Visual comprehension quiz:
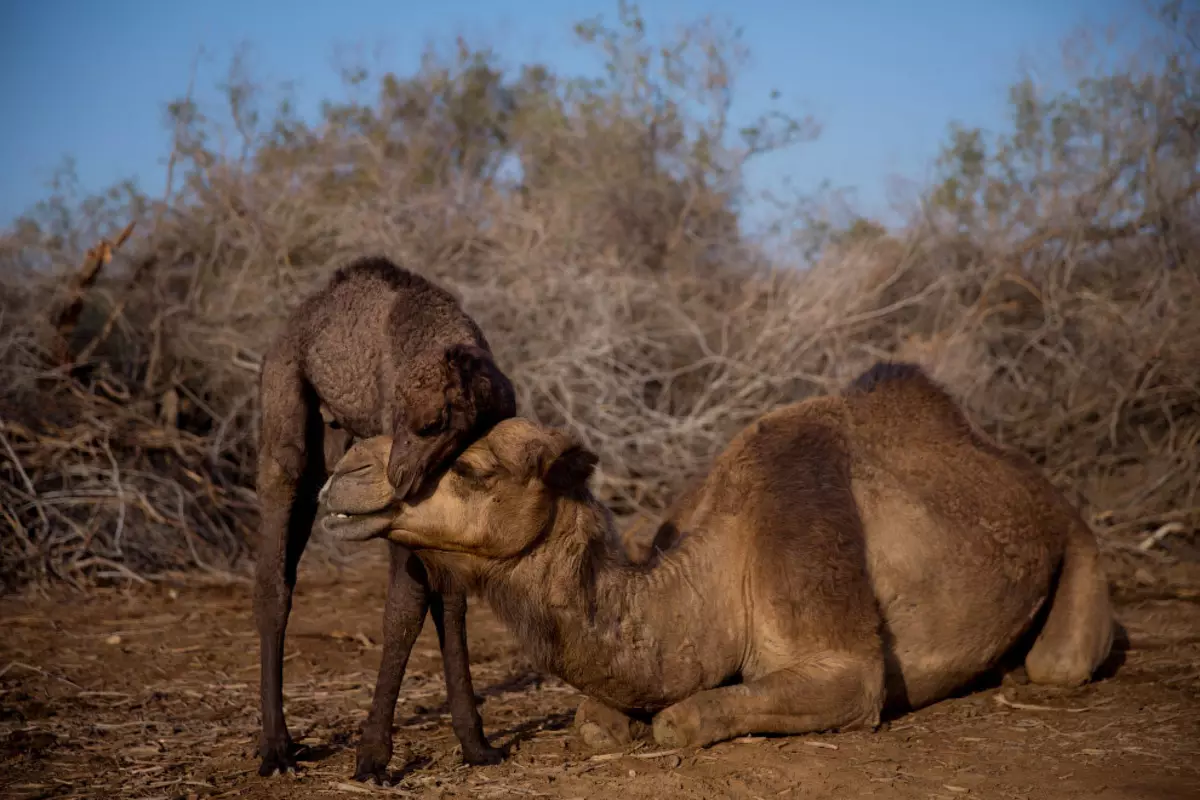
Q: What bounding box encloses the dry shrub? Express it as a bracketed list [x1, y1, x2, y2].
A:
[2, 2, 1197, 592]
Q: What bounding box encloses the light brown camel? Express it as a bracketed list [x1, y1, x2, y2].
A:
[316, 362, 1115, 750]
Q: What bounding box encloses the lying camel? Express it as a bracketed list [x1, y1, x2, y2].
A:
[254, 256, 515, 779]
[317, 362, 1114, 750]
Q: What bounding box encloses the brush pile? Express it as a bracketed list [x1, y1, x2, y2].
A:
[2, 5, 1197, 592]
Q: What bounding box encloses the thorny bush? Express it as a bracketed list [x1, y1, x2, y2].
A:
[1, 2, 1198, 592]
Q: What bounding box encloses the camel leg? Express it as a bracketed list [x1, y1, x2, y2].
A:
[354, 544, 432, 783]
[650, 652, 885, 749]
[655, 491, 887, 750]
[429, 587, 504, 765]
[254, 356, 327, 777]
[574, 698, 650, 751]
[1025, 521, 1114, 686]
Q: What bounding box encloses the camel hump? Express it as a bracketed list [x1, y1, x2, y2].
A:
[326, 255, 434, 293]
[323, 256, 468, 320]
[846, 361, 933, 394]
[843, 361, 973, 440]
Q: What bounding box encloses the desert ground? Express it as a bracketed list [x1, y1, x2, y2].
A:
[3, 3, 1198, 799]
[2, 552, 1198, 800]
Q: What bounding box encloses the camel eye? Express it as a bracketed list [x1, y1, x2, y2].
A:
[416, 407, 449, 437]
[417, 420, 444, 436]
[450, 461, 492, 486]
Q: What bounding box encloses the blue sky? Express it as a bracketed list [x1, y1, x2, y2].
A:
[0, 0, 1146, 230]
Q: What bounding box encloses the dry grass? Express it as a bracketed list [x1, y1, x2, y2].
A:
[1, 3, 1198, 593]
[2, 562, 1199, 799]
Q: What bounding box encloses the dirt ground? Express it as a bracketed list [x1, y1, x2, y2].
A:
[3, 552, 1199, 800]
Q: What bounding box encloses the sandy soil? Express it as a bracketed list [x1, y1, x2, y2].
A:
[3, 554, 1199, 800]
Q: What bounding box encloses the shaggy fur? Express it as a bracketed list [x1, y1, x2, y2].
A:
[253, 256, 515, 780]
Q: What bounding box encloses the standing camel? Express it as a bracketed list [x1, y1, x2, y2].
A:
[255, 257, 515, 779]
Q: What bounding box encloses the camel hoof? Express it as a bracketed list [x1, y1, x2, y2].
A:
[353, 740, 401, 783]
[352, 765, 387, 785]
[258, 740, 298, 777]
[462, 741, 505, 766]
[578, 721, 626, 752]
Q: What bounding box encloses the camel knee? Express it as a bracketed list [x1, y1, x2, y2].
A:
[253, 565, 293, 628]
[780, 651, 886, 732]
[822, 655, 885, 731]
[253, 586, 289, 630]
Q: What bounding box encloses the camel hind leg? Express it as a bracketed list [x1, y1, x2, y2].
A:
[254, 349, 328, 776]
[1024, 521, 1114, 686]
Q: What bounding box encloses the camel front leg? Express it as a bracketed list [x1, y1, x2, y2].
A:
[353, 544, 431, 783]
[574, 697, 652, 751]
[429, 587, 504, 765]
[650, 652, 884, 749]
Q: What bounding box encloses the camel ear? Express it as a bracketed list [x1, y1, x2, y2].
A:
[445, 343, 517, 421]
[542, 444, 599, 495]
[445, 343, 491, 373]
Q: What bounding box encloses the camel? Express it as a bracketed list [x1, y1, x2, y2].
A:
[254, 256, 515, 779]
[316, 361, 1115, 751]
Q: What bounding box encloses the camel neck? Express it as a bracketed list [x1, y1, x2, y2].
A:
[479, 497, 743, 713]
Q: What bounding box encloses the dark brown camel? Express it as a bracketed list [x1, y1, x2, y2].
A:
[253, 256, 515, 781]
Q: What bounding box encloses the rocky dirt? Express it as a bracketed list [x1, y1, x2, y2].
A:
[2, 553, 1199, 800]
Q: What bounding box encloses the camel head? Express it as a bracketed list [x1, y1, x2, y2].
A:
[385, 343, 518, 501]
[384, 343, 516, 501]
[320, 418, 599, 558]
